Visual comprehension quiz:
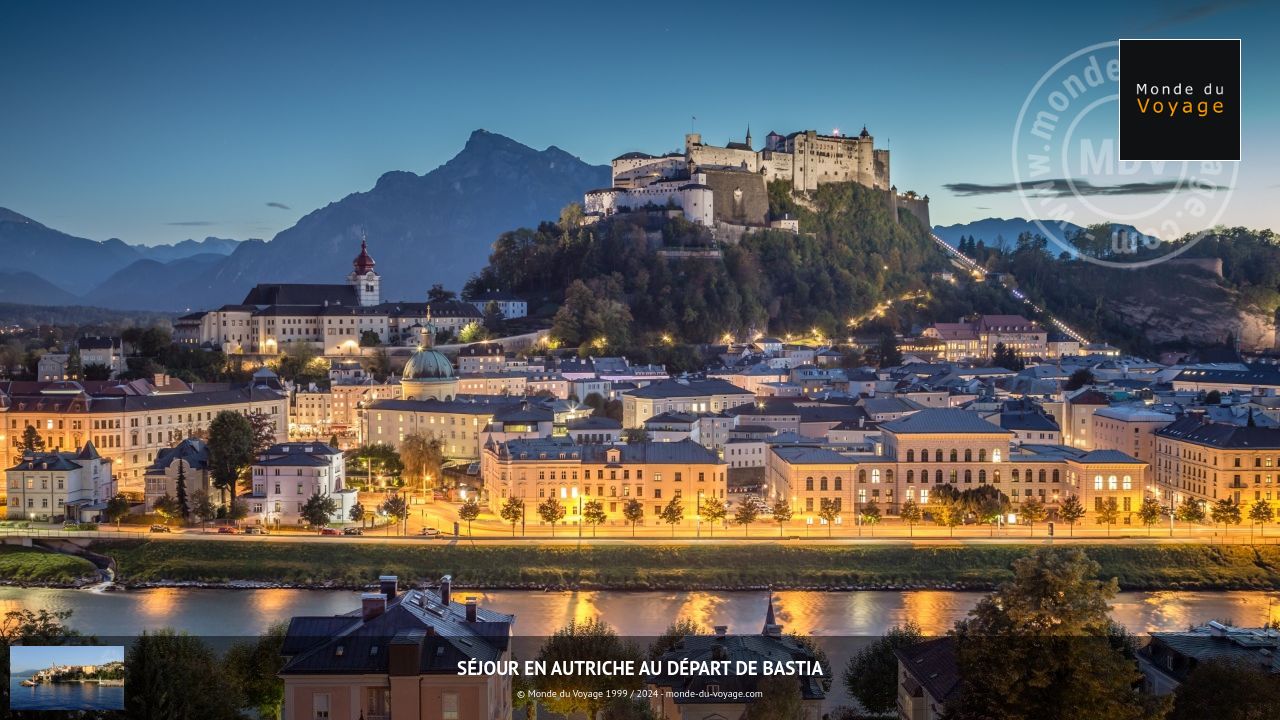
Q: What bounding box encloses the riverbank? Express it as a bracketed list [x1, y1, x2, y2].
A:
[0, 546, 99, 585]
[36, 540, 1280, 591]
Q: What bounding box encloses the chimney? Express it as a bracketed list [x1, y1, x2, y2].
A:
[714, 625, 728, 638]
[439, 574, 452, 606]
[379, 575, 398, 602]
[466, 597, 477, 622]
[361, 593, 386, 621]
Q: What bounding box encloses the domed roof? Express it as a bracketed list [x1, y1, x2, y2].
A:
[352, 239, 376, 276]
[403, 346, 454, 381]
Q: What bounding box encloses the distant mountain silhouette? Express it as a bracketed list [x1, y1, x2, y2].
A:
[0, 208, 242, 294]
[0, 271, 79, 305]
[79, 129, 609, 310]
[933, 217, 1160, 253]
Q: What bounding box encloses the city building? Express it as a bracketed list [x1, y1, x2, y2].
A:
[621, 378, 753, 429]
[921, 315, 1047, 362]
[1091, 405, 1176, 467]
[290, 379, 402, 442]
[645, 596, 825, 719]
[0, 379, 287, 496]
[5, 443, 113, 522]
[1139, 621, 1280, 695]
[278, 575, 513, 720]
[364, 397, 523, 461]
[896, 637, 959, 720]
[143, 438, 209, 510]
[37, 337, 125, 381]
[247, 441, 351, 526]
[465, 292, 527, 320]
[455, 343, 506, 375]
[1153, 414, 1280, 510]
[481, 437, 726, 523]
[564, 416, 622, 445]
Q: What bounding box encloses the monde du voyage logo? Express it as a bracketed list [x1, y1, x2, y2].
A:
[1120, 39, 1241, 162]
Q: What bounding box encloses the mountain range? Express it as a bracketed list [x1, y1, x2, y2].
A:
[0, 130, 608, 312]
[932, 216, 1160, 252]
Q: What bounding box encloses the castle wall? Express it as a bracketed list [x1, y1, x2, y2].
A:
[612, 156, 687, 188]
[896, 193, 932, 229]
[702, 169, 768, 226]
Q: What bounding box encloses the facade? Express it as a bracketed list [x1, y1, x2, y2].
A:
[481, 438, 727, 523]
[1138, 622, 1280, 696]
[364, 398, 521, 461]
[37, 337, 125, 381]
[0, 380, 287, 496]
[922, 315, 1047, 362]
[143, 438, 210, 510]
[1153, 415, 1280, 510]
[466, 293, 527, 320]
[247, 442, 350, 526]
[279, 575, 513, 720]
[1091, 405, 1176, 467]
[765, 408, 1148, 524]
[896, 638, 959, 720]
[291, 380, 402, 440]
[455, 343, 506, 375]
[621, 378, 753, 429]
[5, 443, 113, 521]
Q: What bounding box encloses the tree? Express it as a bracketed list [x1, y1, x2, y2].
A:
[622, 499, 644, 537]
[18, 425, 44, 453]
[1020, 497, 1047, 537]
[153, 493, 180, 525]
[1248, 500, 1274, 539]
[735, 497, 761, 537]
[860, 500, 882, 535]
[65, 344, 83, 380]
[1176, 497, 1206, 534]
[1059, 494, 1086, 536]
[534, 618, 643, 719]
[538, 497, 566, 536]
[843, 622, 924, 716]
[348, 502, 365, 526]
[747, 676, 806, 719]
[175, 462, 190, 520]
[227, 497, 249, 525]
[223, 624, 287, 720]
[1204, 389, 1223, 405]
[660, 496, 684, 536]
[1167, 659, 1280, 720]
[380, 493, 409, 535]
[947, 548, 1158, 720]
[300, 491, 339, 531]
[500, 497, 525, 537]
[247, 410, 277, 453]
[368, 347, 392, 382]
[877, 332, 902, 368]
[900, 498, 922, 536]
[1211, 498, 1242, 534]
[582, 499, 606, 537]
[1137, 496, 1165, 536]
[359, 329, 381, 347]
[458, 497, 482, 535]
[126, 630, 243, 720]
[207, 410, 254, 506]
[482, 300, 506, 335]
[622, 427, 650, 444]
[991, 342, 1025, 371]
[1097, 497, 1121, 536]
[104, 493, 132, 528]
[1065, 368, 1095, 391]
[400, 433, 445, 492]
[818, 498, 840, 537]
[770, 497, 793, 537]
[83, 362, 112, 381]
[427, 283, 456, 303]
[700, 496, 727, 537]
[190, 489, 216, 531]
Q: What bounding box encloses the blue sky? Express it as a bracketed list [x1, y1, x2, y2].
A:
[1, 0, 1276, 246]
[10, 645, 123, 673]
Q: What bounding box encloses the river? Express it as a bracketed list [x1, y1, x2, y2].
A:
[1, 586, 1276, 639]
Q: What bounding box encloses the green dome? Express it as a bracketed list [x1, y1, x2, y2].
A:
[403, 347, 454, 380]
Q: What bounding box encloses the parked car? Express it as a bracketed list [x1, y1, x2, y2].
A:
[149, 524, 171, 533]
[244, 526, 270, 535]
[419, 527, 440, 537]
[342, 527, 363, 536]
[217, 526, 237, 534]
[319, 527, 340, 536]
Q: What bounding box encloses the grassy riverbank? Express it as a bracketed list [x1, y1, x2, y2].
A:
[68, 540, 1280, 591]
[0, 546, 99, 584]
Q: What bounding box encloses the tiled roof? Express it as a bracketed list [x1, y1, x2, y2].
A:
[625, 378, 752, 399]
[366, 398, 519, 415]
[880, 408, 1009, 435]
[1155, 415, 1280, 450]
[895, 637, 959, 703]
[1073, 449, 1144, 464]
[242, 283, 359, 307]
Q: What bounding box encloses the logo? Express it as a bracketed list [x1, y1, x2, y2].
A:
[1011, 41, 1237, 269]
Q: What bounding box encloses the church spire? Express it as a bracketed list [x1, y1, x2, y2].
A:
[745, 124, 753, 149]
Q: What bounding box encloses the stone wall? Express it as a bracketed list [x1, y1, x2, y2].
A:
[701, 169, 769, 226]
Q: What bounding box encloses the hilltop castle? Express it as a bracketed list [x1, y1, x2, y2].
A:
[584, 126, 928, 234]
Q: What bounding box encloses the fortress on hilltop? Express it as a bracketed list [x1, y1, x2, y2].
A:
[584, 126, 929, 237]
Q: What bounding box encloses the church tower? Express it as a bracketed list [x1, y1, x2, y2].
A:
[348, 235, 380, 306]
[745, 125, 753, 150]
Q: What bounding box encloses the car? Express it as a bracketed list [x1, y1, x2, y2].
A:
[62, 520, 80, 530]
[319, 527, 340, 536]
[419, 527, 440, 537]
[342, 527, 363, 536]
[217, 526, 237, 534]
[149, 524, 171, 533]
[244, 526, 270, 535]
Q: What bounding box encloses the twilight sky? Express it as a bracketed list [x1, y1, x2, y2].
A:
[1, 0, 1276, 246]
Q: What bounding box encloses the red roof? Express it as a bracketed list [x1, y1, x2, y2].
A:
[352, 240, 376, 275]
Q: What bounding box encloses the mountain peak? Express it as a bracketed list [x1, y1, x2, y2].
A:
[0, 207, 43, 226]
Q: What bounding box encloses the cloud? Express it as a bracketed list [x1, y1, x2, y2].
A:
[266, 201, 290, 210]
[1143, 0, 1257, 31]
[165, 220, 216, 226]
[944, 179, 1228, 197]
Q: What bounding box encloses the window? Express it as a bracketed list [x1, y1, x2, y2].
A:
[442, 692, 460, 720]
[1094, 475, 1103, 490]
[312, 693, 330, 720]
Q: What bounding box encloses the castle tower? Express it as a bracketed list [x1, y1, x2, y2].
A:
[348, 234, 380, 306]
[745, 125, 752, 150]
